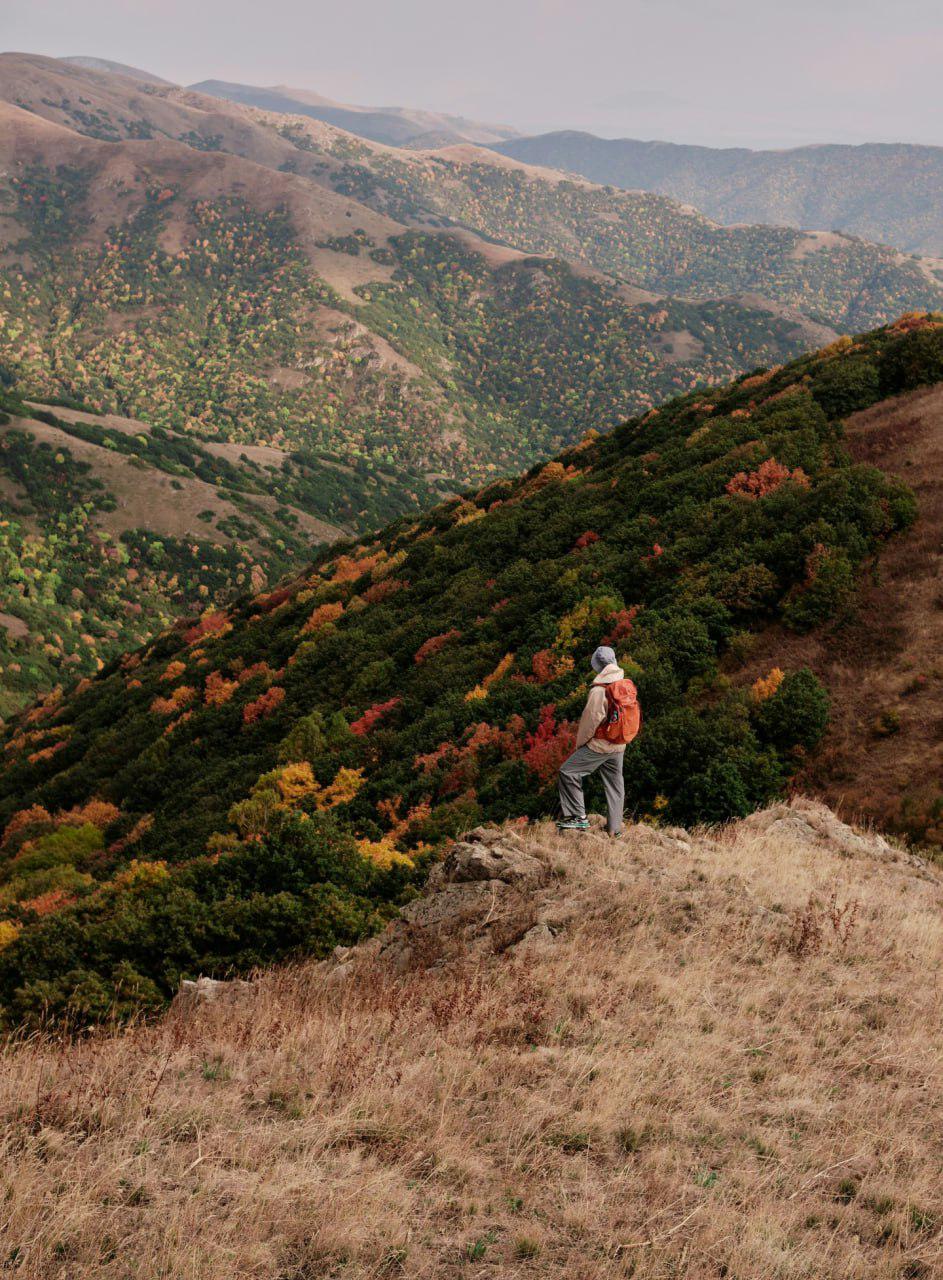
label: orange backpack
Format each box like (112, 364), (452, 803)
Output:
(592, 678), (641, 745)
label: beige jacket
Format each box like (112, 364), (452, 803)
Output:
(575, 663), (626, 754)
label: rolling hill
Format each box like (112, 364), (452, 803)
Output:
(0, 389), (362, 718)
(3, 802), (940, 1276)
(0, 315), (940, 1026)
(0, 59), (853, 468)
(495, 130), (943, 256)
(6, 53), (943, 336)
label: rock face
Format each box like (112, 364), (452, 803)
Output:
(327, 826), (562, 979)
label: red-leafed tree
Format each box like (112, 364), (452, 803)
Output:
(522, 705), (576, 784)
(350, 697), (401, 736)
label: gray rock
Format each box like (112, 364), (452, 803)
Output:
(513, 921), (557, 954)
(176, 976), (253, 1006)
(741, 798), (898, 862)
(434, 834), (549, 889)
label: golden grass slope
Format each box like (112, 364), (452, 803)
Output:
(2, 799), (941, 1278)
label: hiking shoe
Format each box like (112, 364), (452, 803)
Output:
(556, 818), (589, 831)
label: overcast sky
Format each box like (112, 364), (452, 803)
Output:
(7, 0), (943, 148)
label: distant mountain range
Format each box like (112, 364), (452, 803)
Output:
(189, 78), (520, 149)
(57, 56), (943, 254)
(494, 131), (943, 256)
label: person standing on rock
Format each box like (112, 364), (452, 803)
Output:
(556, 645), (641, 837)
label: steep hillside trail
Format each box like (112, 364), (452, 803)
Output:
(1, 799), (940, 1278)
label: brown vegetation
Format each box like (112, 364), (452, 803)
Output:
(739, 383), (943, 845)
(2, 802), (940, 1278)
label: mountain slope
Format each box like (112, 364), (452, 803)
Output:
(0, 73), (856, 714)
(1, 316), (940, 1024)
(62, 55), (173, 85)
(737, 378), (943, 845)
(2, 802), (941, 1277)
(0, 91), (836, 476)
(496, 131), (943, 256)
(311, 140), (943, 332)
(0, 390), (355, 717)
(190, 77), (520, 148)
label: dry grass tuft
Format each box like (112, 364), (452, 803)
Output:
(2, 805), (942, 1278)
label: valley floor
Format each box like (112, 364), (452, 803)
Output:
(1, 801), (942, 1279)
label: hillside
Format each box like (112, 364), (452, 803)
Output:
(2, 802), (941, 1277)
(0, 67), (863, 491)
(0, 316), (940, 1025)
(0, 389), (360, 716)
(496, 131), (943, 256)
(0, 57), (881, 716)
(739, 379), (943, 845)
(311, 141), (943, 332)
(0, 72), (838, 469)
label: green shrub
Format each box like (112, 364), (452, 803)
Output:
(782, 550), (855, 632)
(811, 356), (881, 418)
(754, 669), (830, 752)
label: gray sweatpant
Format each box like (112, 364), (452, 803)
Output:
(558, 745), (625, 835)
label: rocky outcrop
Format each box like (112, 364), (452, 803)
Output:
(174, 799), (927, 1003)
(328, 825), (565, 981)
(739, 796), (927, 869)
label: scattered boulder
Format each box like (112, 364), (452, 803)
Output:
(513, 921), (557, 955)
(175, 976), (254, 1007)
(431, 827), (549, 890)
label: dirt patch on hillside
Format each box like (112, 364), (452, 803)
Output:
(725, 293), (839, 348)
(0, 612), (28, 640)
(312, 305), (428, 380)
(28, 403), (153, 437)
(616, 281), (663, 306)
(735, 383), (943, 844)
(200, 439), (292, 470)
(789, 230), (852, 259)
(653, 328), (705, 364)
(308, 245), (396, 302)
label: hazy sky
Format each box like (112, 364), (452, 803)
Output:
(7, 0), (943, 148)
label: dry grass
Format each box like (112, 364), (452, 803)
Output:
(2, 809), (942, 1278)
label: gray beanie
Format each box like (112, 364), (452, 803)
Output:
(590, 645), (616, 673)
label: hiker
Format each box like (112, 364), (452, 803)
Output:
(556, 645), (640, 836)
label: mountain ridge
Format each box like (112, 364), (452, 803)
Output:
(189, 77), (521, 148)
(495, 129), (943, 255)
